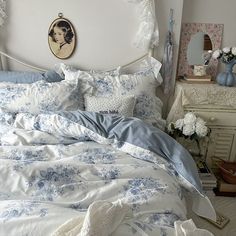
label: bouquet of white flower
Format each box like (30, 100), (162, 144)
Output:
(168, 113), (210, 156)
(168, 112), (209, 139)
(212, 47), (236, 64)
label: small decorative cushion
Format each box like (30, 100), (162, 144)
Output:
(84, 95), (136, 117)
(0, 79), (81, 114)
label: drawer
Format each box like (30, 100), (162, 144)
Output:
(184, 109), (236, 127)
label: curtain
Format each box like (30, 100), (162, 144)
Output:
(126, 0), (159, 50)
(0, 0), (6, 26)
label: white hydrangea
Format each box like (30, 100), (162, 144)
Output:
(196, 122), (208, 137)
(175, 118), (184, 130)
(232, 47), (236, 56)
(168, 112), (209, 139)
(196, 117), (206, 126)
(183, 112), (197, 125)
(222, 47), (231, 53)
(182, 124), (195, 136)
(212, 49), (222, 59)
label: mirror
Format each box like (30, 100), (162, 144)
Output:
(177, 23), (224, 78)
(187, 32), (212, 65)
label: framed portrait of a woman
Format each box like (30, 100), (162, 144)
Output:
(48, 16), (76, 59)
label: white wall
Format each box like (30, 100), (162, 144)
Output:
(1, 0), (147, 71)
(182, 0), (236, 72)
(0, 0), (183, 74)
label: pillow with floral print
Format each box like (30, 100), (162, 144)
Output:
(59, 63), (120, 106)
(114, 69), (166, 130)
(0, 79), (81, 114)
(61, 57), (166, 130)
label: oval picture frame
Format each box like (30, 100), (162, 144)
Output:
(48, 17), (76, 59)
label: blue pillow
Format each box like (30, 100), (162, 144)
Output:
(0, 70), (63, 84)
(43, 70), (64, 82)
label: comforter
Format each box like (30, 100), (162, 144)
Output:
(0, 110), (215, 236)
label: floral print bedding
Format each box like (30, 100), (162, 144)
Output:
(0, 79), (81, 114)
(0, 110), (215, 236)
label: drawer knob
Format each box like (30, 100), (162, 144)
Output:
(209, 117), (216, 122)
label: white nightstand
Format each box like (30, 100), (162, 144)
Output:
(167, 81), (236, 168)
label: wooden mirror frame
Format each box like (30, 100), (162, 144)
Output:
(177, 23), (224, 78)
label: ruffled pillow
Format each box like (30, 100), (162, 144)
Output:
(0, 79), (81, 114)
(60, 56), (166, 130)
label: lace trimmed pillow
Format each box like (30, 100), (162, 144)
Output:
(115, 70), (166, 130)
(84, 95), (136, 117)
(0, 79), (81, 114)
(59, 63), (120, 107)
(60, 57), (166, 130)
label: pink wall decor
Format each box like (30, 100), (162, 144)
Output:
(177, 23), (224, 79)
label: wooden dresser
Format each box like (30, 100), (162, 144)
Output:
(167, 81), (236, 168)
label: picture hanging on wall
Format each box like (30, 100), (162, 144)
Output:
(48, 13), (76, 59)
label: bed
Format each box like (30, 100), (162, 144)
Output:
(0, 1), (216, 235)
(0, 57), (216, 236)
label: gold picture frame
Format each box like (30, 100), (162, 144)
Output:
(48, 15), (76, 59)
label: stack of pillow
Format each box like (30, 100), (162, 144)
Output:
(0, 56), (166, 130)
(59, 56), (166, 130)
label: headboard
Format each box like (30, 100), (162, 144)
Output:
(0, 0), (184, 71)
(0, 0), (156, 71)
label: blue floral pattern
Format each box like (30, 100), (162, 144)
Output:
(95, 167), (120, 182)
(122, 177), (168, 210)
(0, 85), (26, 106)
(0, 79), (81, 114)
(93, 79), (114, 96)
(0, 110), (194, 235)
(0, 201), (48, 222)
(73, 148), (116, 164)
(7, 149), (46, 171)
(27, 165), (82, 201)
(147, 211), (184, 227)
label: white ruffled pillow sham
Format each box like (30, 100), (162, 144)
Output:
(116, 71), (166, 130)
(60, 57), (166, 130)
(84, 95), (136, 117)
(0, 79), (81, 114)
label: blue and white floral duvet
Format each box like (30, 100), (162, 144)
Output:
(0, 110), (215, 236)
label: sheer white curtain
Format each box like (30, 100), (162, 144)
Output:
(126, 0), (159, 50)
(0, 0), (6, 26)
